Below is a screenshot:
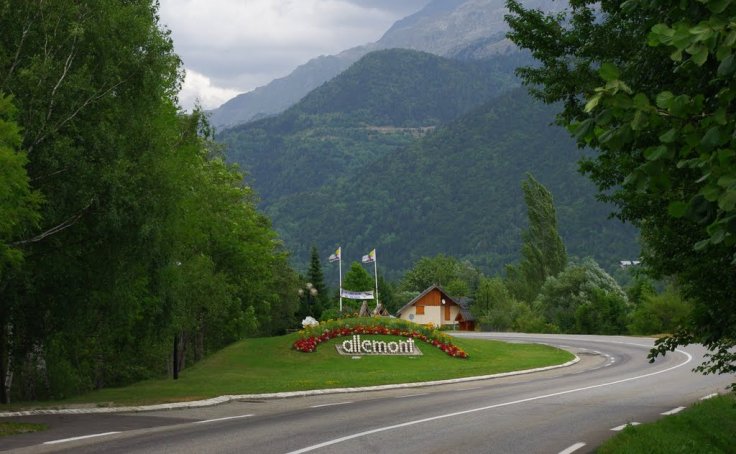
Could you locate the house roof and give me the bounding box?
[395,284,473,320]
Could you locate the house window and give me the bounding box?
[416,305,425,315]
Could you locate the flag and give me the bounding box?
[361,248,376,263]
[328,246,341,263]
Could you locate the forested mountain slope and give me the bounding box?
[218,49,524,203]
[208,0,564,128]
[263,88,640,278]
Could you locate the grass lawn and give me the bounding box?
[10,333,573,409]
[598,393,736,453]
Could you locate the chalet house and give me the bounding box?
[395,285,475,331]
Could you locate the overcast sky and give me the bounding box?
[158,0,431,111]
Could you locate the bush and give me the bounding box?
[628,285,692,335]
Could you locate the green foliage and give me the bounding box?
[219,49,522,204]
[0,94,40,276]
[628,285,692,335]
[261,88,639,280]
[343,261,374,292]
[536,258,630,334]
[0,0,297,402]
[305,246,327,318]
[506,0,736,378]
[469,276,549,333]
[626,276,658,306]
[295,49,521,127]
[506,174,568,302]
[377,275,398,313]
[218,49,637,282]
[401,254,480,295]
[473,277,518,331]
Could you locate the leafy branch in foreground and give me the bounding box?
[506,0,735,383]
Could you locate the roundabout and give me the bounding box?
[2,333,733,453]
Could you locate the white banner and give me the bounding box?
[340,289,374,300]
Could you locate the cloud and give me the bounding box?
[158,0,430,110]
[178,68,240,111]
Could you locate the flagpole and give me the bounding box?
[339,252,343,312]
[373,250,379,306]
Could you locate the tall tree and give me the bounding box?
[1,0,189,399]
[306,246,327,317]
[505,174,568,302]
[0,93,41,403]
[0,94,40,278]
[506,0,736,382]
[0,0,295,401]
[343,261,375,292]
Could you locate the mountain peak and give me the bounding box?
[209,0,565,130]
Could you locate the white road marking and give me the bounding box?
[310,401,353,408]
[700,393,718,400]
[459,386,482,391]
[661,406,685,415]
[395,393,429,399]
[194,414,254,424]
[44,432,121,445]
[611,422,640,431]
[558,442,586,454]
[285,348,693,454]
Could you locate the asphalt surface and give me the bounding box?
[1,333,734,453]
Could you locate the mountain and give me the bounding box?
[219,49,525,203]
[208,0,565,129]
[208,50,362,129]
[261,88,639,279]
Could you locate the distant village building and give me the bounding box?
[619,260,641,269]
[395,285,475,331]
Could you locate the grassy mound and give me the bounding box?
[49,335,571,407]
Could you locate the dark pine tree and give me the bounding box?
[306,245,327,318]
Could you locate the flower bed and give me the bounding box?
[293,317,469,358]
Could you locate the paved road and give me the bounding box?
[2,334,734,453]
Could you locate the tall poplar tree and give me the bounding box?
[506,174,568,302]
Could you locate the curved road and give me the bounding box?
[3,334,734,453]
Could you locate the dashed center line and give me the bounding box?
[310,401,353,408]
[194,414,254,424]
[558,442,586,454]
[44,432,121,445]
[661,406,685,415]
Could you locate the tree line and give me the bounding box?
[0,0,301,403]
[302,175,688,338]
